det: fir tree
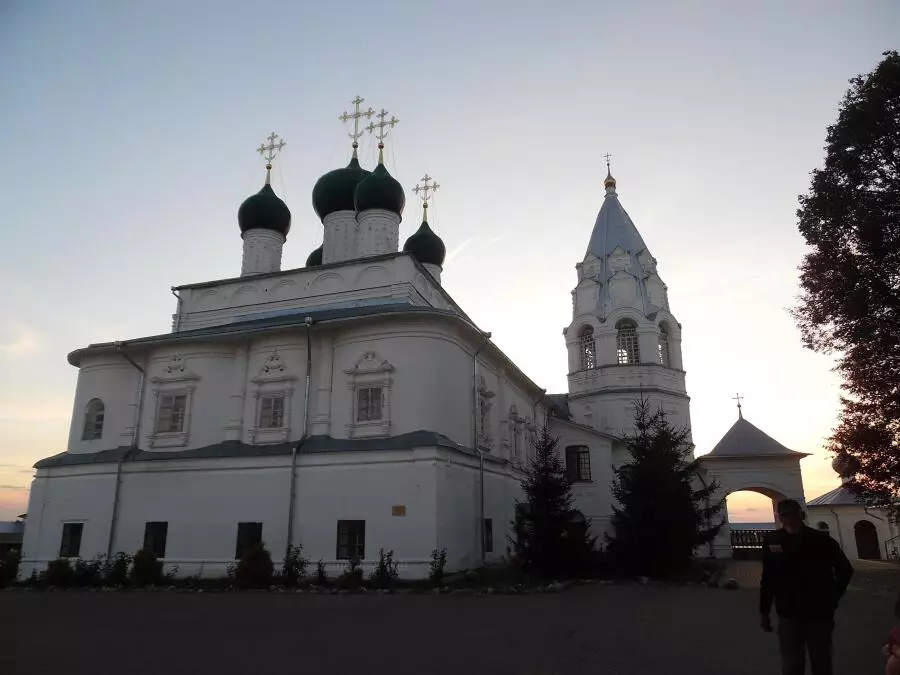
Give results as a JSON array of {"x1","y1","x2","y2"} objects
[
  {"x1": 606, "y1": 397, "x2": 724, "y2": 578},
  {"x1": 511, "y1": 425, "x2": 595, "y2": 578}
]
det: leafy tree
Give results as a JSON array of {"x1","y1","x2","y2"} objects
[
  {"x1": 792, "y1": 51, "x2": 900, "y2": 518},
  {"x1": 511, "y1": 426, "x2": 595, "y2": 578},
  {"x1": 606, "y1": 398, "x2": 724, "y2": 578}
]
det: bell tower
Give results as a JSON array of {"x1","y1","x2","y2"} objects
[{"x1": 563, "y1": 160, "x2": 690, "y2": 436}]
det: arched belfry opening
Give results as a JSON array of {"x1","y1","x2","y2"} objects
[{"x1": 698, "y1": 405, "x2": 809, "y2": 558}]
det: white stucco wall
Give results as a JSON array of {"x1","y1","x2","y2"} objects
[
  {"x1": 20, "y1": 446, "x2": 537, "y2": 579},
  {"x1": 550, "y1": 419, "x2": 617, "y2": 539},
  {"x1": 240, "y1": 229, "x2": 285, "y2": 276},
  {"x1": 807, "y1": 504, "x2": 899, "y2": 560},
  {"x1": 68, "y1": 357, "x2": 141, "y2": 452},
  {"x1": 173, "y1": 255, "x2": 459, "y2": 331},
  {"x1": 356, "y1": 209, "x2": 400, "y2": 258}
]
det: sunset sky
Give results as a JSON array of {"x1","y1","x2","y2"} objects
[{"x1": 1, "y1": 1, "x2": 897, "y2": 521}]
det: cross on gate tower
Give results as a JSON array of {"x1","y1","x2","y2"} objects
[
  {"x1": 339, "y1": 95, "x2": 375, "y2": 149},
  {"x1": 732, "y1": 393, "x2": 744, "y2": 419}
]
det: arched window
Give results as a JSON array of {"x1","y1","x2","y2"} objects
[
  {"x1": 658, "y1": 323, "x2": 671, "y2": 367},
  {"x1": 816, "y1": 521, "x2": 830, "y2": 531},
  {"x1": 616, "y1": 319, "x2": 640, "y2": 365},
  {"x1": 579, "y1": 326, "x2": 596, "y2": 370},
  {"x1": 82, "y1": 399, "x2": 105, "y2": 441}
]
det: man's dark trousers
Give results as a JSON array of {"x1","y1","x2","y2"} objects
[{"x1": 777, "y1": 617, "x2": 834, "y2": 675}]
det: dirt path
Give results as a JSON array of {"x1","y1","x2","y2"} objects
[{"x1": 1, "y1": 582, "x2": 895, "y2": 675}]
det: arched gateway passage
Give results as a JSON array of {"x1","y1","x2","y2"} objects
[
  {"x1": 854, "y1": 520, "x2": 881, "y2": 560},
  {"x1": 698, "y1": 415, "x2": 809, "y2": 559}
]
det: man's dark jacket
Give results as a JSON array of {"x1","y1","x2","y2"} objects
[{"x1": 759, "y1": 526, "x2": 854, "y2": 619}]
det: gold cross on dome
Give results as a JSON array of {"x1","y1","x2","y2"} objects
[
  {"x1": 603, "y1": 153, "x2": 612, "y2": 168},
  {"x1": 339, "y1": 95, "x2": 375, "y2": 145},
  {"x1": 413, "y1": 174, "x2": 440, "y2": 207},
  {"x1": 257, "y1": 131, "x2": 286, "y2": 165},
  {"x1": 366, "y1": 108, "x2": 400, "y2": 143}
]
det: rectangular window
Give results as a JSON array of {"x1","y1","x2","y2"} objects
[
  {"x1": 483, "y1": 518, "x2": 493, "y2": 553},
  {"x1": 156, "y1": 394, "x2": 187, "y2": 433},
  {"x1": 143, "y1": 521, "x2": 168, "y2": 558},
  {"x1": 59, "y1": 522, "x2": 83, "y2": 558},
  {"x1": 235, "y1": 522, "x2": 263, "y2": 560},
  {"x1": 356, "y1": 387, "x2": 383, "y2": 422},
  {"x1": 258, "y1": 395, "x2": 285, "y2": 428},
  {"x1": 336, "y1": 520, "x2": 366, "y2": 560},
  {"x1": 565, "y1": 446, "x2": 592, "y2": 482}
]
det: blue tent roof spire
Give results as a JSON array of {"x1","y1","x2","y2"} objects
[{"x1": 585, "y1": 168, "x2": 647, "y2": 259}]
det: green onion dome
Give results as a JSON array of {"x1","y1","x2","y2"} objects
[
  {"x1": 238, "y1": 182, "x2": 291, "y2": 236},
  {"x1": 306, "y1": 244, "x2": 323, "y2": 267},
  {"x1": 311, "y1": 155, "x2": 370, "y2": 221},
  {"x1": 403, "y1": 218, "x2": 445, "y2": 266},
  {"x1": 354, "y1": 161, "x2": 405, "y2": 216}
]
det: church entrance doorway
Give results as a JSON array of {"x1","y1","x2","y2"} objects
[{"x1": 854, "y1": 520, "x2": 881, "y2": 559}]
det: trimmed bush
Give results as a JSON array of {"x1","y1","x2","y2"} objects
[
  {"x1": 234, "y1": 543, "x2": 274, "y2": 589},
  {"x1": 429, "y1": 548, "x2": 447, "y2": 584},
  {"x1": 130, "y1": 549, "x2": 163, "y2": 587},
  {"x1": 45, "y1": 558, "x2": 74, "y2": 587},
  {"x1": 73, "y1": 555, "x2": 104, "y2": 587},
  {"x1": 103, "y1": 552, "x2": 132, "y2": 586},
  {"x1": 281, "y1": 545, "x2": 308, "y2": 587},
  {"x1": 338, "y1": 554, "x2": 363, "y2": 589},
  {"x1": 315, "y1": 559, "x2": 328, "y2": 586},
  {"x1": 370, "y1": 549, "x2": 399, "y2": 588}
]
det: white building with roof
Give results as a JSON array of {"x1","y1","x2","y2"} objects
[
  {"x1": 27, "y1": 104, "x2": 861, "y2": 577},
  {"x1": 699, "y1": 410, "x2": 899, "y2": 560}
]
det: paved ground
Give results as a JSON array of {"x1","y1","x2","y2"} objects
[{"x1": 2, "y1": 575, "x2": 897, "y2": 675}]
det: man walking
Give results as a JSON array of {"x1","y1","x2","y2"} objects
[{"x1": 760, "y1": 498, "x2": 854, "y2": 675}]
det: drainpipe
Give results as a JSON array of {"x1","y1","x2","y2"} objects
[
  {"x1": 828, "y1": 507, "x2": 846, "y2": 551},
  {"x1": 110, "y1": 342, "x2": 145, "y2": 559},
  {"x1": 473, "y1": 331, "x2": 491, "y2": 567},
  {"x1": 170, "y1": 288, "x2": 183, "y2": 332},
  {"x1": 286, "y1": 317, "x2": 313, "y2": 556}
]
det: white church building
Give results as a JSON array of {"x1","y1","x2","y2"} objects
[{"x1": 20, "y1": 102, "x2": 887, "y2": 579}]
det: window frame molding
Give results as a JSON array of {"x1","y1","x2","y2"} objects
[
  {"x1": 81, "y1": 398, "x2": 105, "y2": 441},
  {"x1": 615, "y1": 318, "x2": 641, "y2": 365},
  {"x1": 658, "y1": 323, "x2": 671, "y2": 367},
  {"x1": 336, "y1": 519, "x2": 366, "y2": 560},
  {"x1": 578, "y1": 325, "x2": 596, "y2": 371},
  {"x1": 344, "y1": 351, "x2": 394, "y2": 439},
  {"x1": 59, "y1": 521, "x2": 84, "y2": 559},
  {"x1": 149, "y1": 356, "x2": 199, "y2": 449},
  {"x1": 565, "y1": 445, "x2": 593, "y2": 483},
  {"x1": 249, "y1": 350, "x2": 296, "y2": 444}
]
